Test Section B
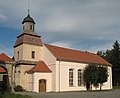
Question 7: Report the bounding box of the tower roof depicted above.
[14,11,42,47]
[14,33,42,47]
[22,14,35,24]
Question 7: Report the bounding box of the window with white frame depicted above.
[69,69,73,86]
[78,69,82,86]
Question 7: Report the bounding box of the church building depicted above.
[13,12,112,92]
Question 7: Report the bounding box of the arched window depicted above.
[78,69,82,86]
[69,69,73,86]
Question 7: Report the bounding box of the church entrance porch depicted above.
[39,79,46,92]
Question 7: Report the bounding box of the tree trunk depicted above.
[100,83,102,91]
[90,82,92,90]
[86,82,90,91]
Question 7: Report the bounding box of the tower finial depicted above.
[28,0,30,15]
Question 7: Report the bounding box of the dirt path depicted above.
[16,90,120,98]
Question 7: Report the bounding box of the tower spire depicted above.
[28,0,30,15]
[28,5,30,15]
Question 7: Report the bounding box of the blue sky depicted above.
[0,0,120,57]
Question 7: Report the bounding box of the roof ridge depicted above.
[44,43,95,55]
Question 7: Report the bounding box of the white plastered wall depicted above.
[42,44,56,91]
[56,61,113,92]
[56,61,86,92]
[14,44,42,62]
[22,44,42,61]
[32,72,52,92]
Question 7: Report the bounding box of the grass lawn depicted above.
[2,93,31,98]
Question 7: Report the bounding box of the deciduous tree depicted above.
[83,64,108,90]
[97,67,108,90]
[83,64,98,90]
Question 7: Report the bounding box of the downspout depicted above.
[58,59,61,92]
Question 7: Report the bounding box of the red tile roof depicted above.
[27,61,52,74]
[44,44,112,66]
[0,67,7,73]
[0,53,13,62]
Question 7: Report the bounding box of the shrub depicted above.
[14,85,24,92]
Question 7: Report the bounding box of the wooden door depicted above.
[39,79,46,92]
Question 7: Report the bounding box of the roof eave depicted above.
[56,58,112,67]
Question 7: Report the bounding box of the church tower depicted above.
[14,11,43,89]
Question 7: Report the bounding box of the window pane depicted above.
[17,51,19,59]
[78,69,82,86]
[30,25,32,30]
[69,69,73,86]
[32,51,35,59]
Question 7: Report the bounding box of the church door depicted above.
[39,79,46,92]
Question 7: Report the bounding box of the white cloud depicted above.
[51,41,72,49]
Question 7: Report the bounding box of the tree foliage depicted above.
[97,40,120,87]
[97,67,108,90]
[83,64,108,90]
[84,64,98,85]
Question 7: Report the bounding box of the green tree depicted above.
[97,51,106,59]
[97,67,108,90]
[83,64,108,90]
[111,41,120,86]
[97,40,120,87]
[83,64,98,90]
